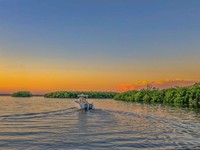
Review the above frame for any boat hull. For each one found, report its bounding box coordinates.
[74,101,93,110]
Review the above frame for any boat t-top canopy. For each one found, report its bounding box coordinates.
[78,94,88,98]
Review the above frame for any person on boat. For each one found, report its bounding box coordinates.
[78,94,88,103]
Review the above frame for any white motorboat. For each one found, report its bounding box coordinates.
[74,94,93,110]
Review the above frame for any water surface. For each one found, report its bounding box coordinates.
[0,96,200,150]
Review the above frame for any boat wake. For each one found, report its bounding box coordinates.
[0,107,75,121]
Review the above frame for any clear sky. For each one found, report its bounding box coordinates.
[0,0,200,94]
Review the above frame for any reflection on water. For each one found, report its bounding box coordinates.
[0,96,200,150]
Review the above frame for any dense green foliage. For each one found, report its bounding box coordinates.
[114,83,200,107]
[12,91,32,97]
[44,91,117,99]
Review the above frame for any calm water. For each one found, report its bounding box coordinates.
[0,97,200,150]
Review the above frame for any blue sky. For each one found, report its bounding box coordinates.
[0,0,200,93]
[1,0,200,58]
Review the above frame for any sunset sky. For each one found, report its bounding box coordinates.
[0,0,200,94]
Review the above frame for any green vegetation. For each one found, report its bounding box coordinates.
[44,91,117,99]
[12,91,32,97]
[114,83,200,107]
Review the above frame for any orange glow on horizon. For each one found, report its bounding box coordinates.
[1,57,199,94]
[117,79,197,92]
[0,68,119,94]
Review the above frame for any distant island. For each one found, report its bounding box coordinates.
[114,83,200,107]
[12,91,32,97]
[44,91,117,99]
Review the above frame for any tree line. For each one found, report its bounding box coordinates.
[44,91,117,99]
[114,83,200,107]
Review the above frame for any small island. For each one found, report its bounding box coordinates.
[12,91,33,97]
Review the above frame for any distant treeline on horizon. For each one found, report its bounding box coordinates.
[44,91,117,99]
[4,83,200,108]
[0,94,11,96]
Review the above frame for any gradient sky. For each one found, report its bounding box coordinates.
[0,0,200,94]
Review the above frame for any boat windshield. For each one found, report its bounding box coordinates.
[78,94,88,103]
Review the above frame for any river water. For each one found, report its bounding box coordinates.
[0,96,200,150]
